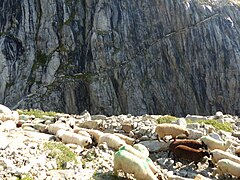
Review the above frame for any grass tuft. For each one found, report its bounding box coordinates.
[17,109,57,118]
[43,142,77,169]
[186,119,233,132]
[156,115,177,124]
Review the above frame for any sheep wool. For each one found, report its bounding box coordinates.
[200,136,232,151]
[48,123,70,135]
[120,145,148,160]
[119,145,159,174]
[56,129,92,147]
[133,144,150,158]
[210,149,240,164]
[168,139,207,157]
[114,133,135,145]
[155,124,189,142]
[98,133,126,150]
[172,145,210,167]
[87,129,104,143]
[76,130,91,138]
[114,150,158,180]
[213,159,240,178]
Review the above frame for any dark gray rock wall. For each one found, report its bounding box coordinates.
[0,0,239,116]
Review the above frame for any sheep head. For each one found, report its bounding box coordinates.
[184,130,190,137]
[224,140,232,150]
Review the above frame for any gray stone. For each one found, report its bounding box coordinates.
[187,123,201,130]
[188,129,204,140]
[175,118,187,128]
[139,140,171,152]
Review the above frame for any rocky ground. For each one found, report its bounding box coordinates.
[0,105,240,180]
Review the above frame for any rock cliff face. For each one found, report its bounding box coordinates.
[0,0,240,116]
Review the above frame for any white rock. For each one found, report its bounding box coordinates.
[215,111,223,119]
[0,158,16,170]
[186,114,208,121]
[0,120,16,132]
[0,104,12,114]
[224,117,235,123]
[0,132,9,150]
[175,118,187,127]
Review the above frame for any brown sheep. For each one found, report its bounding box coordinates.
[172,145,210,167]
[235,146,240,157]
[168,139,208,157]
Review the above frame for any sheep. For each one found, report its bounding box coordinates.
[200,136,232,151]
[87,129,104,143]
[73,128,91,139]
[114,149,158,180]
[212,159,240,178]
[168,139,207,157]
[56,129,92,147]
[98,133,126,150]
[172,145,210,167]
[48,123,70,135]
[210,149,240,165]
[133,144,149,158]
[119,145,159,174]
[235,146,240,157]
[155,124,189,142]
[114,133,135,145]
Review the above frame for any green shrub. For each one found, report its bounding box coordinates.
[44,142,77,169]
[156,115,177,124]
[186,119,233,132]
[17,109,57,118]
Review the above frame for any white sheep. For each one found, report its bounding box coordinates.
[48,123,70,135]
[87,129,104,143]
[114,150,158,180]
[73,128,91,139]
[210,149,240,164]
[133,144,149,158]
[56,129,92,147]
[155,124,189,142]
[119,145,159,174]
[114,133,135,145]
[200,136,232,151]
[98,133,126,150]
[212,159,240,178]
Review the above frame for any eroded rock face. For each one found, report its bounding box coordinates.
[0,0,240,116]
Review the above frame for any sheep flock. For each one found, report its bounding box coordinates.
[1,104,240,179]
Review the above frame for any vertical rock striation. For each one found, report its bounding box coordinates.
[0,0,239,116]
